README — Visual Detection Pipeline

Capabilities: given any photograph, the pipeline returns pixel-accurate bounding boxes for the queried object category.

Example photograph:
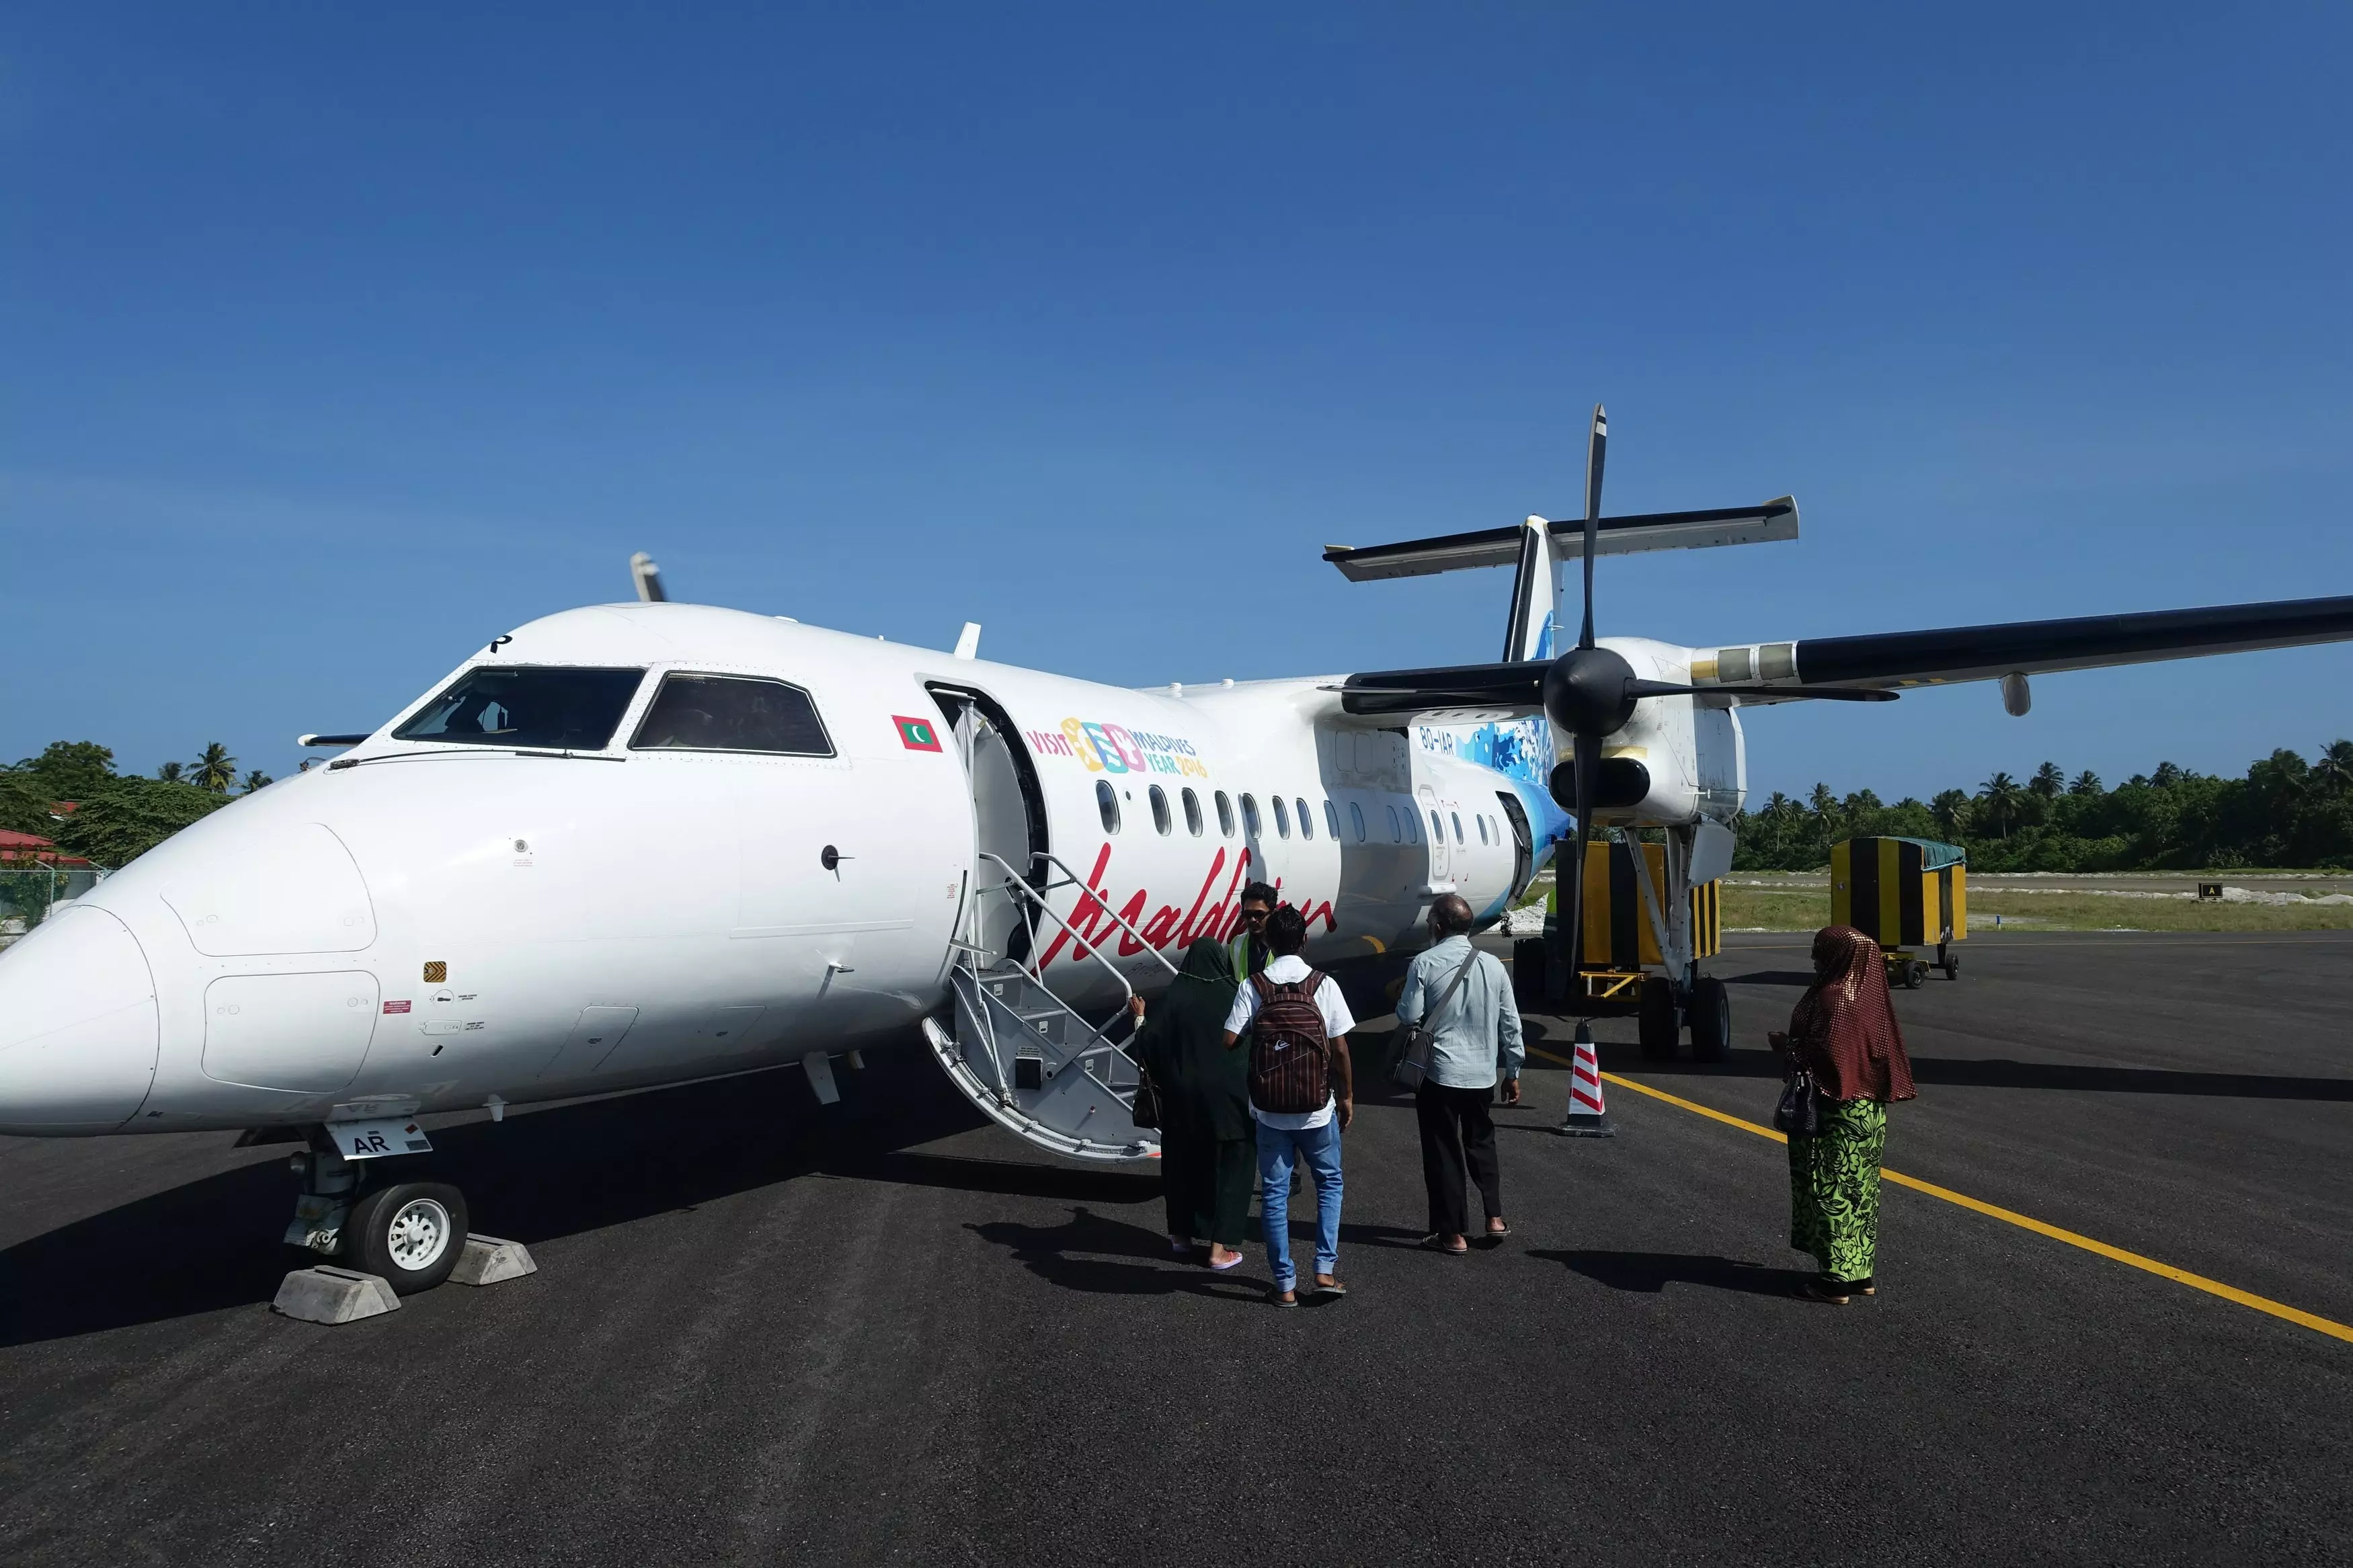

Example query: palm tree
[2030,761,2063,799]
[1979,772,2025,839]
[1931,789,1972,839]
[2311,739,2353,796]
[155,761,186,782]
[239,769,273,794]
[192,743,237,794]
[2152,760,2184,788]
[2068,770,2103,797]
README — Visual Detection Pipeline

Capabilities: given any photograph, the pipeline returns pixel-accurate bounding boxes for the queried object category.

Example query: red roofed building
[0,829,91,870]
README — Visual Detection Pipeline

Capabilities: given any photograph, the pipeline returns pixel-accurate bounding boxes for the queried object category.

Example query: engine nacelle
[1566,638,1747,827]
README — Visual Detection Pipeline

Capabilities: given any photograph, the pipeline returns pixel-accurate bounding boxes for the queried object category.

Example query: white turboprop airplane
[5,407,2351,1295]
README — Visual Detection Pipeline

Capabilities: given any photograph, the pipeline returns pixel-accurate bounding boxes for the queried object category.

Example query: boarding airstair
[921,851,1176,1164]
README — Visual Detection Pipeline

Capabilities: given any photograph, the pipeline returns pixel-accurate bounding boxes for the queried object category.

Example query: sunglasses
[1240,907,1272,922]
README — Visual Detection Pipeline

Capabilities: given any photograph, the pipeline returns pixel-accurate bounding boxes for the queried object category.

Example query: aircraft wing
[1335,592,2353,718]
[1766,593,2353,692]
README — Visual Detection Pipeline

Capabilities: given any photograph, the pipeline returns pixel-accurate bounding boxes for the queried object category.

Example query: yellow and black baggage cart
[1830,835,1965,988]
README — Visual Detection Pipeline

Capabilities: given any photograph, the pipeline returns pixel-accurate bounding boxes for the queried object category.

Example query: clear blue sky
[5,5,2348,802]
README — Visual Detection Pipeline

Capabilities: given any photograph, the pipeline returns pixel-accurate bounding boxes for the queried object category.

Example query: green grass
[1720,884,2353,933]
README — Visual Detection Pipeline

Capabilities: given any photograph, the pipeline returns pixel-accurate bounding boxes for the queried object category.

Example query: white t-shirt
[1224,954,1357,1130]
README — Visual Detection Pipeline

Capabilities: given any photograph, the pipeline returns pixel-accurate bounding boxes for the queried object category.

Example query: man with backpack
[1395,894,1523,1255]
[1220,904,1354,1307]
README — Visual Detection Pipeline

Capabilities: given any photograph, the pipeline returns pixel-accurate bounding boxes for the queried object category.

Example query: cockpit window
[393,666,644,750]
[631,673,834,756]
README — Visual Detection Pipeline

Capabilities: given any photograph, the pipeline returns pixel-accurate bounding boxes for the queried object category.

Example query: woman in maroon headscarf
[1769,925,1917,1305]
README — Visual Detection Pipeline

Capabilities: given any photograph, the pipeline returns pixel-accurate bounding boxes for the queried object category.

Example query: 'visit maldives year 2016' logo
[893,715,943,751]
[1027,718,1207,778]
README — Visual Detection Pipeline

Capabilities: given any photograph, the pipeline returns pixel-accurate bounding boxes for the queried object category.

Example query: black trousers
[1160,1131,1253,1246]
[1416,1080,1503,1236]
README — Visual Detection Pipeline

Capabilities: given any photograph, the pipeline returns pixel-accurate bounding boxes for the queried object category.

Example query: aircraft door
[930,686,1045,966]
[1418,784,1449,884]
[1497,792,1533,902]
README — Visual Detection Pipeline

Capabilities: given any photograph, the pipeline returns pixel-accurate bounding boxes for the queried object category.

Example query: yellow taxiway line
[1525,1046,2353,1346]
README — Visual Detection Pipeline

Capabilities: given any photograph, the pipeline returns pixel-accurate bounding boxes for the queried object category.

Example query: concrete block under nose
[273,1266,401,1324]
[448,1234,539,1287]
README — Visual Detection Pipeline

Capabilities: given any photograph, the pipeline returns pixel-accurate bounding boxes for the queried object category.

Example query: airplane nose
[0,907,160,1134]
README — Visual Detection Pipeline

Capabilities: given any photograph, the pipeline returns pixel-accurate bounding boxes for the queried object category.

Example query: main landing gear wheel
[1687,976,1730,1063]
[345,1182,469,1294]
[1638,977,1678,1061]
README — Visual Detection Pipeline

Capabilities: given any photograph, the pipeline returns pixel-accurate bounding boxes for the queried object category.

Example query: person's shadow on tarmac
[1528,1249,1812,1296]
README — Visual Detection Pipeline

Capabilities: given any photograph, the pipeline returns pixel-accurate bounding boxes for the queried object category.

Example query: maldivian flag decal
[893,715,943,752]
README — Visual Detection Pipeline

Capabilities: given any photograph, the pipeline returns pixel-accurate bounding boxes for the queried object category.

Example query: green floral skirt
[1788,1096,1889,1284]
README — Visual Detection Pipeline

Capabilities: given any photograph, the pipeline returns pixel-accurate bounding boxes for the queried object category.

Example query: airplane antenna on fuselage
[629,552,668,604]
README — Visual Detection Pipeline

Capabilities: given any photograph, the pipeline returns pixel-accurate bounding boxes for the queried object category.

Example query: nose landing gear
[285,1132,472,1295]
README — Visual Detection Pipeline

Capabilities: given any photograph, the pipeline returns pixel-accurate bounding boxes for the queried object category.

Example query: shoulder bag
[1392,946,1482,1091]
[1773,1063,1821,1135]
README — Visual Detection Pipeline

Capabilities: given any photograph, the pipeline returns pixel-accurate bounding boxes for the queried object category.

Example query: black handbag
[1773,1066,1820,1136]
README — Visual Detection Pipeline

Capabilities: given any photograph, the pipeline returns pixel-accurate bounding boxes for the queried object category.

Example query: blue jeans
[1256,1118,1343,1290]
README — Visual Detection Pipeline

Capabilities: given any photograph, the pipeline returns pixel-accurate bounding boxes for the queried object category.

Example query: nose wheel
[344,1182,470,1294]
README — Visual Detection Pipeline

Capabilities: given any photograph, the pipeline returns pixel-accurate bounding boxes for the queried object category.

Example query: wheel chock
[449,1234,539,1287]
[273,1265,401,1324]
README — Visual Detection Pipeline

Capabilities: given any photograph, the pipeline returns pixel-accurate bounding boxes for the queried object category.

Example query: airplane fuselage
[0,604,1605,1137]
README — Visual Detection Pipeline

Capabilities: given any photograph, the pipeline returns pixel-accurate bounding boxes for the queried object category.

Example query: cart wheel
[1902,959,1928,990]
[1638,977,1678,1060]
[1943,954,1960,981]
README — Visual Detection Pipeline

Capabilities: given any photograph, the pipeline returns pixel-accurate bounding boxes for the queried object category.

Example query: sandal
[1207,1249,1246,1273]
[1485,1220,1512,1238]
[1420,1234,1470,1255]
[1271,1288,1300,1309]
[1312,1278,1349,1297]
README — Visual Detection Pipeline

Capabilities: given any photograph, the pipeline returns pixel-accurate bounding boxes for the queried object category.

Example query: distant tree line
[1,741,272,869]
[1733,743,2353,872]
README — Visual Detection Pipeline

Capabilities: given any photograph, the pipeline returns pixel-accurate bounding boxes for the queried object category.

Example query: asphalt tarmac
[2,932,2348,1566]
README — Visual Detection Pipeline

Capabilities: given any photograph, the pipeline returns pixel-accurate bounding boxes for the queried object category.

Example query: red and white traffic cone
[1557,1021,1615,1138]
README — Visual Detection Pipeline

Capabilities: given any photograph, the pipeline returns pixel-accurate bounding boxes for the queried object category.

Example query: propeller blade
[1624,679,1899,703]
[1579,404,1605,650]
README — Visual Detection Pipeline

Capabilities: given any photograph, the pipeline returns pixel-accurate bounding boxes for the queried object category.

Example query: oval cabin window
[1272,796,1291,839]
[1215,791,1236,837]
[1182,788,1204,836]
[1097,779,1121,834]
[1149,785,1172,835]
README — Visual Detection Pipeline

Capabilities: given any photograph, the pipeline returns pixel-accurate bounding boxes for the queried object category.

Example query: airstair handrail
[1025,850,1183,980]
[974,851,1150,1005]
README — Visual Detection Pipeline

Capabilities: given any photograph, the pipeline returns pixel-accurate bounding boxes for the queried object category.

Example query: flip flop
[1169,1238,1197,1256]
[1419,1234,1470,1255]
[1271,1288,1300,1309]
[1485,1221,1512,1238]
[1208,1250,1246,1272]
[1312,1278,1349,1297]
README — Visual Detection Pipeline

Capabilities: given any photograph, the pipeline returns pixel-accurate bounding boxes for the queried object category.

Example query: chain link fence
[0,866,107,950]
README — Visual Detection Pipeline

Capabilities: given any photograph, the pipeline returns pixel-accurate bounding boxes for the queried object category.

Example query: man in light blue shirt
[1395,894,1522,1253]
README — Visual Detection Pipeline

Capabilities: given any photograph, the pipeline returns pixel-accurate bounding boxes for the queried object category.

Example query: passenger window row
[1092,782,1505,854]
